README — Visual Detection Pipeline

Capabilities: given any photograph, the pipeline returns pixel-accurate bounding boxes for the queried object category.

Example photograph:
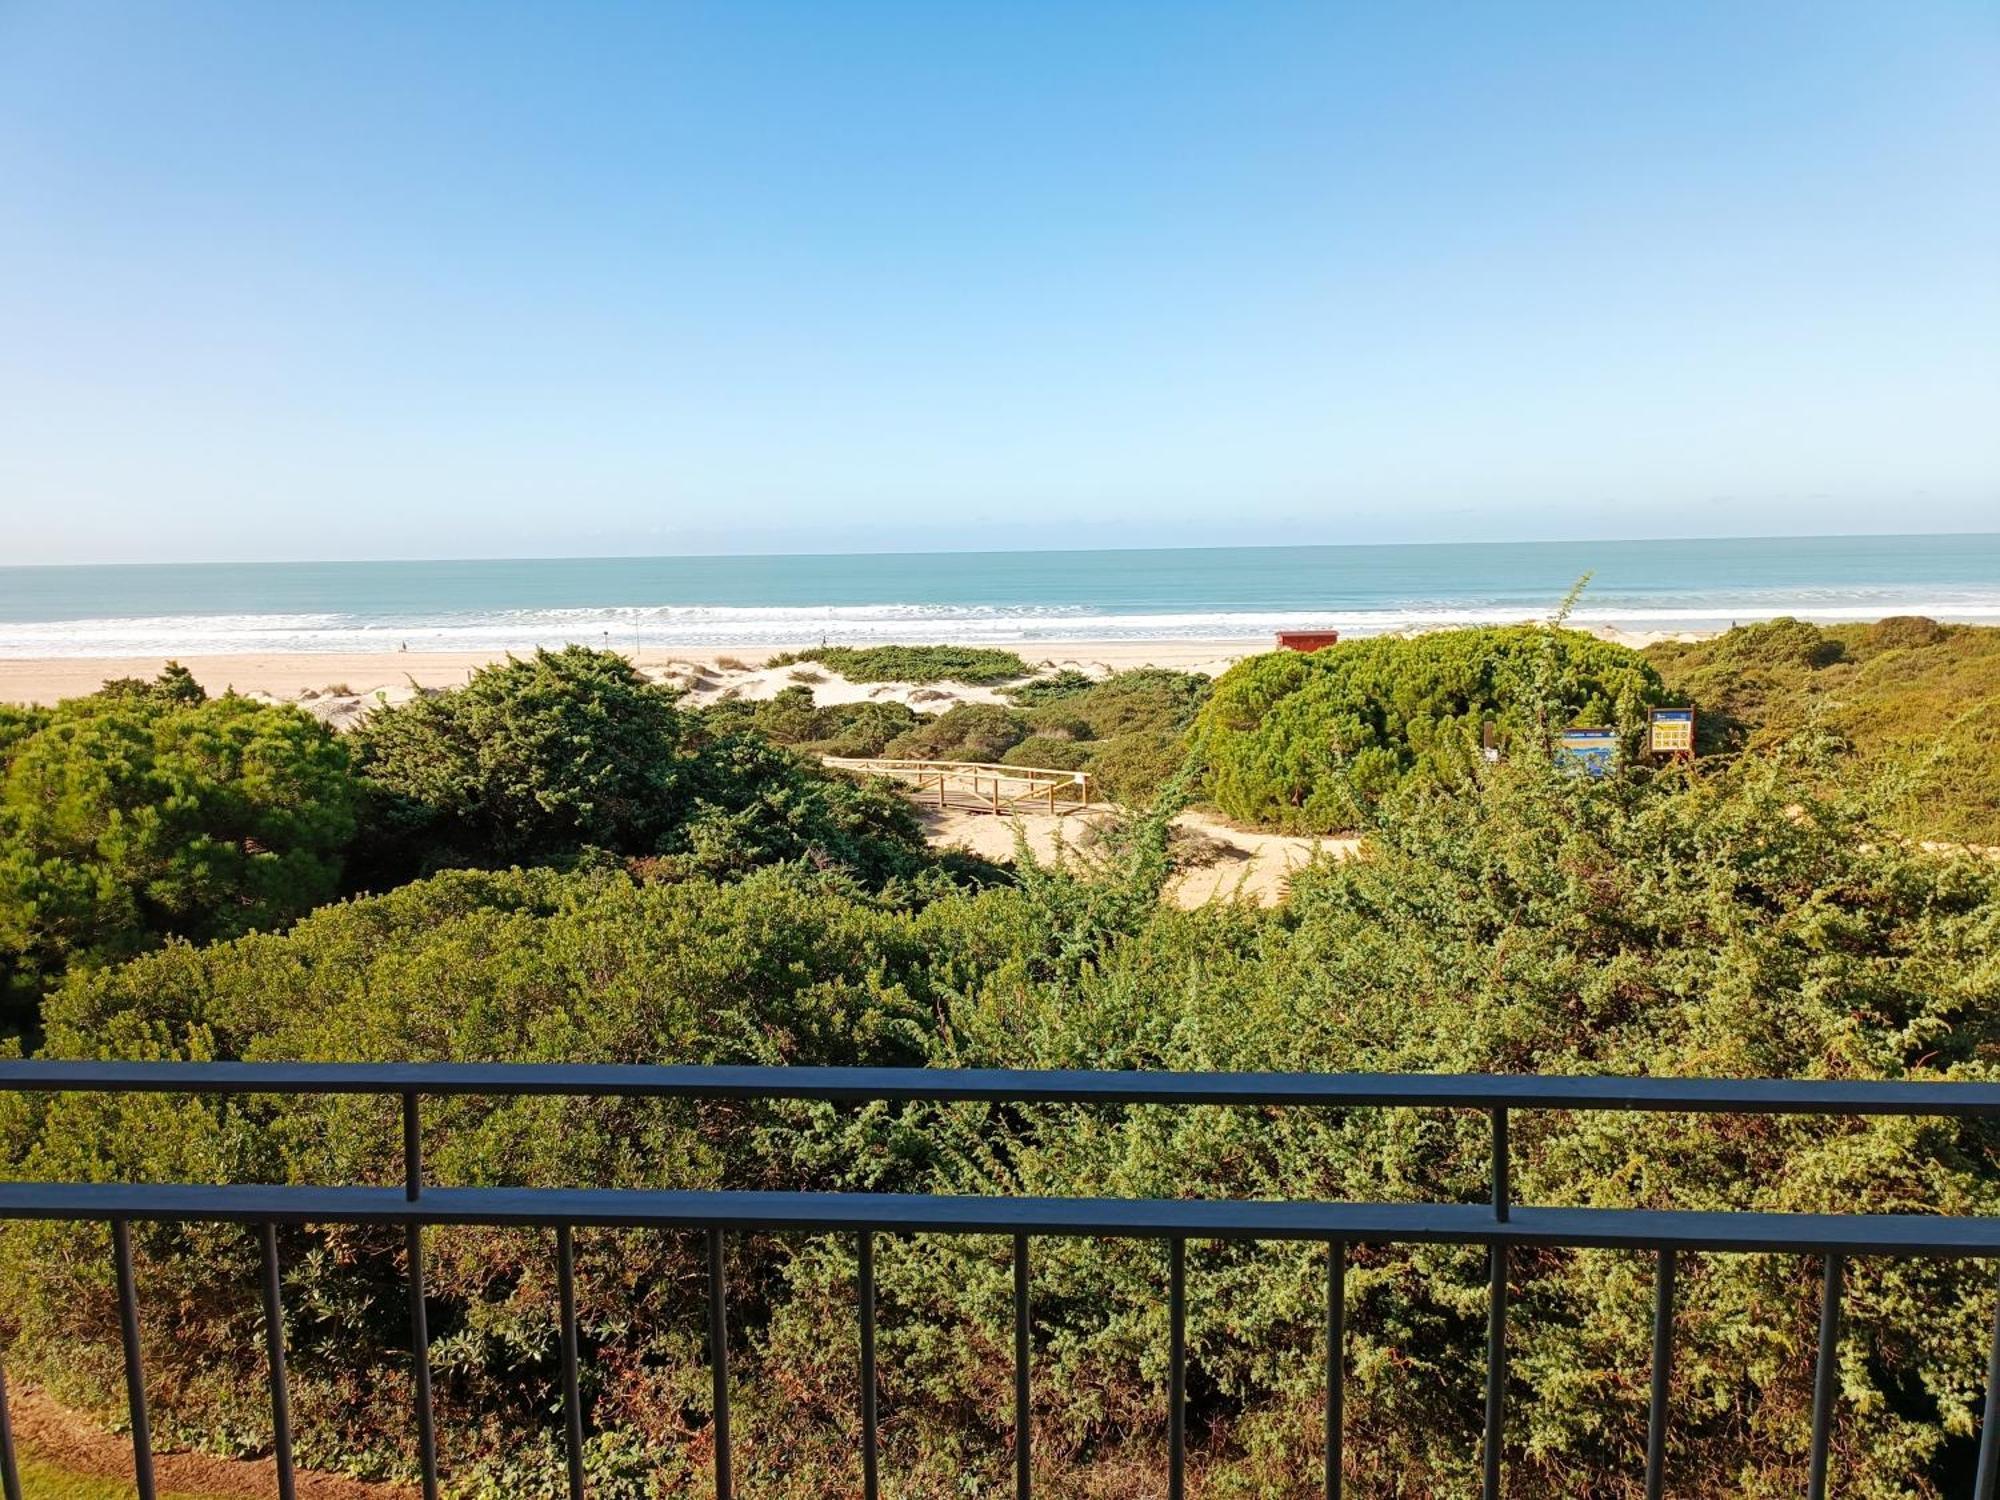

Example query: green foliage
[1647,618,2000,843]
[8,755,2000,1497]
[350,646,689,871]
[999,735,1094,771]
[91,660,207,708]
[1084,729,1189,806]
[1029,666,1210,741]
[700,665,1210,809]
[702,688,922,759]
[870,668,1210,806]
[348,648,933,888]
[765,645,1031,685]
[1194,626,1667,831]
[665,729,931,887]
[1001,668,1096,706]
[2,864,945,1489]
[882,702,1031,763]
[0,672,356,1020]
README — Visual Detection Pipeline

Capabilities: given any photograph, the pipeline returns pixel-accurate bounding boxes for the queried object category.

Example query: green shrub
[1705,615,1846,670]
[9,755,2000,1496]
[765,646,1031,685]
[999,736,1094,771]
[747,684,822,744]
[1193,626,1665,831]
[351,646,688,873]
[882,703,1031,762]
[1,865,946,1489]
[1646,619,2000,843]
[1034,667,1209,740]
[1866,615,1949,651]
[1084,729,1189,806]
[669,731,930,886]
[348,649,932,888]
[0,670,356,1021]
[722,688,924,759]
[1002,669,1097,706]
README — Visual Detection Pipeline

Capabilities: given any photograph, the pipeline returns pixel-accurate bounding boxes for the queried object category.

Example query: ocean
[2,534,1997,656]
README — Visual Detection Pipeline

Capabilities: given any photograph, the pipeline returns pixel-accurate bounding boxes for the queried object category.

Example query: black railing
[3,1061,2000,1500]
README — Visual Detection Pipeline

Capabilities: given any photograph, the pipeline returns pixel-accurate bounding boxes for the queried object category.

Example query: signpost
[1557,727,1618,778]
[1648,708,1696,762]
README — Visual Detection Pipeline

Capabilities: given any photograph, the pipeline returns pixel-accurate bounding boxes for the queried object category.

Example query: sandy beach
[0,640,1254,706]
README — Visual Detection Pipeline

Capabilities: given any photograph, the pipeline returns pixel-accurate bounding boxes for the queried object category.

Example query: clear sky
[1,2,1995,565]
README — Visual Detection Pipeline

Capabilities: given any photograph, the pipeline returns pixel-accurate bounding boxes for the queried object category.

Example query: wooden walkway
[821,757,1092,815]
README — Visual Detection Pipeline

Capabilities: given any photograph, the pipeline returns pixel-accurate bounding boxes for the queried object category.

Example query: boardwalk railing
[822,756,1092,814]
[3,1062,2000,1500]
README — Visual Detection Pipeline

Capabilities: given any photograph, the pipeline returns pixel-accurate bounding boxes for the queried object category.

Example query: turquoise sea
[2,534,1997,655]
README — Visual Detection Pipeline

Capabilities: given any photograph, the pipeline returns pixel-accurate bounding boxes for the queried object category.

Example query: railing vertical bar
[401,1091,422,1203]
[1169,1235,1186,1500]
[1644,1249,1675,1500]
[1975,1261,2000,1500]
[1485,1104,1509,1500]
[859,1231,878,1500]
[0,1349,21,1500]
[1807,1254,1842,1500]
[1325,1240,1345,1500]
[1484,1240,1507,1500]
[557,1225,585,1500]
[708,1228,733,1500]
[111,1219,157,1500]
[401,1088,438,1500]
[259,1223,298,1500]
[1014,1233,1031,1500]
[407,1222,439,1500]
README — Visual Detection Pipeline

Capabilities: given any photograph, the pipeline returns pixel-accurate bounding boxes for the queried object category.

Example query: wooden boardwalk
[821,757,1092,815]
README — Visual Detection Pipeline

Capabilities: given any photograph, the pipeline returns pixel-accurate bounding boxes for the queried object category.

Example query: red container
[1276,630,1341,652]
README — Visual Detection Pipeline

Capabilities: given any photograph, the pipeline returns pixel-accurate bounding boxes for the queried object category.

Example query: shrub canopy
[351,646,690,869]
[1194,626,1666,830]
[0,670,356,1019]
[764,645,1031,685]
[1647,617,2000,844]
[8,752,2000,1497]
[350,647,932,887]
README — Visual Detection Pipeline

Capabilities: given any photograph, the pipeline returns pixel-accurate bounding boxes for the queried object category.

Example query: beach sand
[0,641,1251,706]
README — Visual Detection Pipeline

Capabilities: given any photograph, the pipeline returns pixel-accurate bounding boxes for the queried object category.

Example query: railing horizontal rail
[3,1183,1999,1256]
[7,1064,2000,1500]
[6,1060,2000,1115]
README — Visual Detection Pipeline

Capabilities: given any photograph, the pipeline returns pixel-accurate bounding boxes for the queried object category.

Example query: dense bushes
[0,650,952,1034]
[699,688,922,759]
[765,645,1032,685]
[1647,617,2000,844]
[8,751,2000,1496]
[704,664,1209,810]
[1194,626,1666,830]
[349,647,933,887]
[0,668,356,1021]
[351,646,692,871]
[882,702,1030,763]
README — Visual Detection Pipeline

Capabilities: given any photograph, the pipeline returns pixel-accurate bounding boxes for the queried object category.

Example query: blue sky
[1,1,1995,564]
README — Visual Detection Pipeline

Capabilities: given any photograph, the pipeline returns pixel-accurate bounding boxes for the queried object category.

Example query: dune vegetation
[3,626,1999,1496]
[1645,616,2000,845]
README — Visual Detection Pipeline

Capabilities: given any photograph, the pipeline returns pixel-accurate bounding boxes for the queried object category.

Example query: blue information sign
[1558,727,1618,777]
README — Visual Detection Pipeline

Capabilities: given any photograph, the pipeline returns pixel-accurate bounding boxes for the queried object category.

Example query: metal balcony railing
[3,1062,2000,1500]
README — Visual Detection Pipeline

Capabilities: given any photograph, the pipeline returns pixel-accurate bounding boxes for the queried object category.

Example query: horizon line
[8,527,2000,573]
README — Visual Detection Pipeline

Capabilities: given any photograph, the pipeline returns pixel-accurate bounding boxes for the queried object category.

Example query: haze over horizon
[3,2,1996,566]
